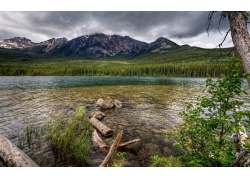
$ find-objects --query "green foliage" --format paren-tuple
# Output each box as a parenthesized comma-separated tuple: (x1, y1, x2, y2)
(166, 58, 250, 167)
(150, 155, 183, 167)
(45, 107, 93, 166)
(110, 152, 127, 167)
(110, 162, 123, 167)
(243, 11, 250, 21)
(115, 152, 126, 160)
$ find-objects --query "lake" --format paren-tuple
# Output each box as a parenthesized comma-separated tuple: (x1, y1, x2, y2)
(0, 76, 249, 166)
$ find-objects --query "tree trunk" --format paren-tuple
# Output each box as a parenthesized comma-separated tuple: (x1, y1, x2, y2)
(227, 11, 250, 87)
(0, 133, 39, 167)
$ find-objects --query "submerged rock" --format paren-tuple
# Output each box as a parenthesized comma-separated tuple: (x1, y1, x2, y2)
(102, 96, 115, 109)
(95, 98, 104, 108)
(95, 96, 122, 110)
(114, 99, 122, 108)
(89, 110, 105, 120)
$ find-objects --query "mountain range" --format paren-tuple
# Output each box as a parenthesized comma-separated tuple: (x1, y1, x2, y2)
(0, 33, 186, 59)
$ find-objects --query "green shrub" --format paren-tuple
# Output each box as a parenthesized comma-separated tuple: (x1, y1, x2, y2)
(115, 152, 126, 160)
(151, 155, 183, 167)
(110, 162, 123, 167)
(166, 58, 250, 167)
(46, 107, 93, 166)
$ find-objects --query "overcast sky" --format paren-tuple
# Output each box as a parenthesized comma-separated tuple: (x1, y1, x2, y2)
(0, 11, 249, 48)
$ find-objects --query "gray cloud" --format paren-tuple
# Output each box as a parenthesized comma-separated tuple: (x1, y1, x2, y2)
(0, 11, 247, 48)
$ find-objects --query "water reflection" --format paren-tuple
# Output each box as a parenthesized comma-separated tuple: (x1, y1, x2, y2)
(0, 76, 210, 90)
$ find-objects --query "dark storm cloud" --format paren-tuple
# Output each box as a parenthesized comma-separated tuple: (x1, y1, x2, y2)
(0, 29, 14, 40)
(0, 11, 236, 47)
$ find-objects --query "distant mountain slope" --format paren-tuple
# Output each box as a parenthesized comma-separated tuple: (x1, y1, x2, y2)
(147, 37, 180, 53)
(0, 34, 181, 59)
(46, 34, 150, 59)
(0, 37, 68, 52)
(0, 33, 237, 61)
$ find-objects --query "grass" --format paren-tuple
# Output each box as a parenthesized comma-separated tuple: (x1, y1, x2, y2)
(111, 162, 123, 167)
(17, 123, 43, 149)
(110, 152, 127, 167)
(45, 107, 93, 166)
(150, 155, 183, 167)
(115, 152, 126, 160)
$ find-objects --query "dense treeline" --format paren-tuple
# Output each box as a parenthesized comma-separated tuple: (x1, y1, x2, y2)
(0, 43, 240, 77)
(0, 63, 236, 77)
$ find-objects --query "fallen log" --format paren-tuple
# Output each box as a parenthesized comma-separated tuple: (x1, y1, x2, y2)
(231, 148, 250, 167)
(100, 130, 123, 167)
(0, 133, 39, 167)
(229, 113, 250, 167)
(92, 130, 109, 151)
(89, 110, 105, 120)
(89, 118, 113, 137)
(92, 130, 140, 151)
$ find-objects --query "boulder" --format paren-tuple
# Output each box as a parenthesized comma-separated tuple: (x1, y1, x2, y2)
(95, 96, 122, 109)
(89, 110, 105, 120)
(95, 98, 104, 108)
(114, 99, 122, 108)
(102, 96, 115, 109)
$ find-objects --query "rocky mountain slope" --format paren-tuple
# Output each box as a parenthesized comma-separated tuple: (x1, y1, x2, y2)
(0, 34, 180, 59)
(0, 37, 68, 52)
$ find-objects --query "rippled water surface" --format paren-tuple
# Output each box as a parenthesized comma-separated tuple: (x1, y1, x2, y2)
(0, 76, 249, 166)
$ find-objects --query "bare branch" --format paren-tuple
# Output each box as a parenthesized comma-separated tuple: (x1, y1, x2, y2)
(218, 12, 228, 35)
(206, 11, 215, 36)
(216, 28, 231, 56)
(218, 28, 231, 48)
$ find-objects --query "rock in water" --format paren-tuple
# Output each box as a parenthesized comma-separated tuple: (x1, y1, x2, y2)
(95, 96, 122, 109)
(89, 110, 106, 120)
(95, 98, 104, 108)
(102, 96, 115, 109)
(114, 99, 122, 108)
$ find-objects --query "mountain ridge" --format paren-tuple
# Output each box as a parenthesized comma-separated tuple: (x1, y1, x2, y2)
(0, 34, 181, 59)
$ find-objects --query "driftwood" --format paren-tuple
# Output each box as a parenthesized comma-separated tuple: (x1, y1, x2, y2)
(100, 131, 123, 167)
(92, 130, 109, 151)
(89, 110, 105, 120)
(0, 133, 39, 167)
(230, 131, 250, 167)
(119, 138, 140, 147)
(89, 118, 113, 137)
(229, 116, 250, 167)
(92, 130, 140, 151)
(231, 148, 250, 167)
